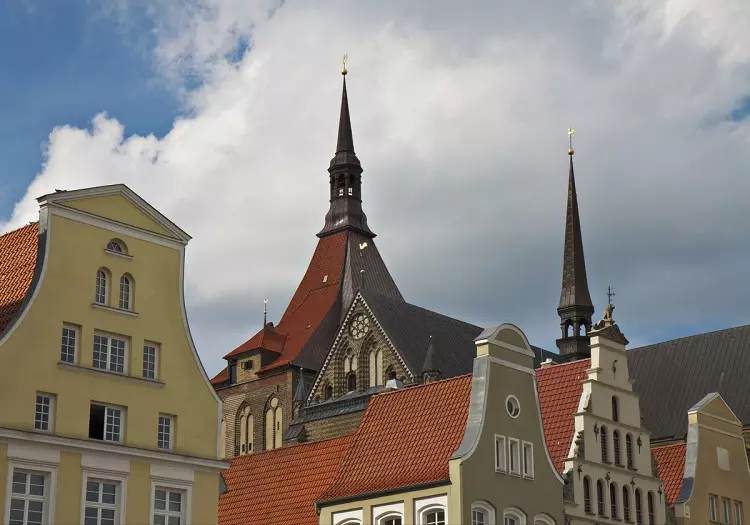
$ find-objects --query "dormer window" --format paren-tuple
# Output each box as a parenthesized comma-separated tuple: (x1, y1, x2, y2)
(106, 239, 127, 255)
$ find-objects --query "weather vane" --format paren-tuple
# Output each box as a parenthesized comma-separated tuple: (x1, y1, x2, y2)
(568, 127, 576, 155)
(342, 53, 348, 75)
(607, 286, 615, 305)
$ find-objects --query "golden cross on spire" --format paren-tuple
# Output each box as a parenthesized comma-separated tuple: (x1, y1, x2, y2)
(568, 127, 576, 155)
(342, 53, 348, 76)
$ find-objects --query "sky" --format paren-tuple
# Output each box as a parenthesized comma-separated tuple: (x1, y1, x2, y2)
(1, 0, 750, 378)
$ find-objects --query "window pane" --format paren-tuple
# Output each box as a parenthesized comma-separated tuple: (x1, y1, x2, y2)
(143, 346, 156, 379)
(103, 483, 117, 504)
(105, 407, 122, 442)
(155, 490, 167, 510)
(102, 508, 116, 525)
(61, 326, 77, 363)
(93, 335, 109, 370)
(12, 471, 26, 494)
(169, 491, 182, 511)
(154, 515, 166, 525)
(86, 481, 100, 502)
(158, 416, 172, 450)
(110, 339, 126, 373)
(35, 395, 51, 431)
(167, 517, 181, 525)
(29, 475, 44, 496)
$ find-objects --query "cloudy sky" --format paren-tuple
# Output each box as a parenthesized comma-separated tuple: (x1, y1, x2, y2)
(2, 0, 750, 377)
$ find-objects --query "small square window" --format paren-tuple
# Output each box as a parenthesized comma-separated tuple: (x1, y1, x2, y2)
(34, 393, 54, 432)
(241, 360, 253, 371)
(60, 324, 78, 364)
(494, 435, 506, 472)
(158, 415, 174, 451)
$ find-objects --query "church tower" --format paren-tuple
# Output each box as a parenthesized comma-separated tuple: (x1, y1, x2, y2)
(556, 141, 595, 361)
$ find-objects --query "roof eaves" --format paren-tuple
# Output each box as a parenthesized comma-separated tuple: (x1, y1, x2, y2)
(315, 479, 451, 511)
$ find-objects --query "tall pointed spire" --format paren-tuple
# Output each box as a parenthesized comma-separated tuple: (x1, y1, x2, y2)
(318, 57, 375, 239)
(421, 335, 441, 384)
(556, 131, 595, 361)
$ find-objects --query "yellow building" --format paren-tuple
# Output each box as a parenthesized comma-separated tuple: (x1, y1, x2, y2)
(0, 185, 226, 525)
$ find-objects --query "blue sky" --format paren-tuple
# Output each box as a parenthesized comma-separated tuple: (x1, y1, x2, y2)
(0, 1, 178, 216)
(2, 1, 750, 376)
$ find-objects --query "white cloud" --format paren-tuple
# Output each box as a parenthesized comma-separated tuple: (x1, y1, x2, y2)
(7, 0, 750, 375)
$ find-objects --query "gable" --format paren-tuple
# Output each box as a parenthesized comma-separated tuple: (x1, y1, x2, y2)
(63, 194, 175, 237)
(694, 393, 742, 425)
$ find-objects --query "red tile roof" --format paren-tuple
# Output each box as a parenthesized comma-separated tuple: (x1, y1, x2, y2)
(0, 223, 38, 333)
(220, 232, 347, 373)
(219, 434, 354, 525)
(536, 359, 591, 472)
(319, 375, 473, 503)
(652, 443, 686, 507)
(211, 367, 229, 384)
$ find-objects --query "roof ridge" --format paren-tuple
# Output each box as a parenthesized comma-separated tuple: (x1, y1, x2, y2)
(536, 357, 591, 372)
(632, 323, 750, 350)
(652, 442, 686, 451)
(0, 221, 38, 238)
(362, 290, 481, 330)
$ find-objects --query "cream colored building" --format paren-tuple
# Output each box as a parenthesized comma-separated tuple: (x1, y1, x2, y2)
(0, 185, 227, 524)
(562, 308, 666, 525)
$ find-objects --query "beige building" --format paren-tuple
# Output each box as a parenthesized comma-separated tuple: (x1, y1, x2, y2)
(0, 185, 227, 524)
(653, 392, 750, 524)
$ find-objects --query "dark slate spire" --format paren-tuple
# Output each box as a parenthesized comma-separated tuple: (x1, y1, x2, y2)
(556, 146, 595, 361)
(318, 67, 375, 239)
(293, 372, 308, 418)
(421, 335, 441, 384)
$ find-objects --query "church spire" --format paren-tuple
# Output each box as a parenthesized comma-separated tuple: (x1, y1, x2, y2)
(318, 57, 375, 239)
(556, 129, 595, 361)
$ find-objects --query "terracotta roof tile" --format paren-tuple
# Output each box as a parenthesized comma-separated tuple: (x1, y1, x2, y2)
(319, 375, 473, 502)
(211, 367, 228, 385)
(652, 443, 686, 507)
(222, 232, 347, 368)
(0, 223, 38, 333)
(536, 359, 590, 472)
(219, 434, 354, 525)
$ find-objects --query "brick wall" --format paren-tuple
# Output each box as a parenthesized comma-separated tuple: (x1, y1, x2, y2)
(304, 411, 364, 443)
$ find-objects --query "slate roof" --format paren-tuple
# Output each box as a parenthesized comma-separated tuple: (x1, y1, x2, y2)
(219, 434, 354, 525)
(652, 443, 686, 507)
(536, 359, 591, 472)
(0, 223, 38, 334)
(628, 324, 750, 441)
(319, 375, 473, 503)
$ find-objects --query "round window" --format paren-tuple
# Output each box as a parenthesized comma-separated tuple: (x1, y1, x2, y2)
(506, 395, 520, 418)
(349, 314, 370, 340)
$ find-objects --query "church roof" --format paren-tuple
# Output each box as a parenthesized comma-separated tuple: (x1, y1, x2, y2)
(628, 324, 750, 441)
(651, 443, 686, 508)
(219, 434, 355, 525)
(0, 223, 38, 334)
(318, 374, 473, 503)
(536, 358, 591, 472)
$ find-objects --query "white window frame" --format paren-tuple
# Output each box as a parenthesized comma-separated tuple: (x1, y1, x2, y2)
(494, 435, 506, 472)
(414, 495, 448, 525)
(709, 495, 718, 522)
(522, 441, 534, 479)
(532, 514, 555, 525)
(143, 343, 159, 380)
(89, 403, 125, 444)
(376, 513, 403, 525)
(60, 324, 79, 364)
(157, 415, 174, 451)
(149, 479, 192, 525)
(735, 501, 743, 525)
(418, 506, 446, 525)
(118, 275, 133, 311)
(471, 501, 496, 525)
(503, 507, 527, 525)
(722, 498, 731, 524)
(508, 438, 521, 476)
(95, 269, 109, 305)
(4, 460, 58, 525)
(93, 333, 129, 375)
(81, 476, 125, 525)
(34, 393, 55, 433)
(505, 395, 521, 418)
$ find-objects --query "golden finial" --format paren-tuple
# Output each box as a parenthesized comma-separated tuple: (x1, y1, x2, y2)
(341, 53, 348, 76)
(568, 127, 576, 155)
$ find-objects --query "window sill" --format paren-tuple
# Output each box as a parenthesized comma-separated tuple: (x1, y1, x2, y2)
(104, 249, 133, 260)
(57, 362, 164, 387)
(92, 303, 139, 317)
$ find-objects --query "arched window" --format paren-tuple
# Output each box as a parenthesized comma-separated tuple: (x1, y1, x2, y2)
(119, 274, 133, 310)
(623, 486, 631, 521)
(613, 430, 622, 465)
(369, 348, 383, 387)
(583, 476, 592, 513)
(323, 381, 333, 401)
(635, 488, 643, 524)
(502, 507, 526, 525)
(422, 508, 446, 525)
(626, 433, 635, 469)
(220, 419, 227, 459)
(610, 482, 619, 519)
(612, 396, 620, 422)
(264, 397, 281, 451)
(533, 515, 555, 525)
(379, 516, 402, 525)
(237, 405, 253, 456)
(95, 268, 110, 305)
(106, 239, 127, 254)
(600, 425, 609, 463)
(471, 501, 495, 525)
(597, 479, 606, 516)
(347, 372, 357, 392)
(647, 491, 655, 524)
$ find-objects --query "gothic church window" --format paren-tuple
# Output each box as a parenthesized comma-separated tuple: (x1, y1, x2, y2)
(264, 397, 282, 451)
(347, 372, 357, 392)
(647, 492, 655, 525)
(626, 433, 635, 469)
(600, 425, 609, 463)
(613, 430, 622, 465)
(220, 418, 226, 459)
(635, 489, 643, 524)
(369, 348, 383, 387)
(612, 396, 619, 422)
(610, 482, 618, 519)
(623, 486, 631, 521)
(583, 476, 592, 513)
(237, 405, 253, 455)
(323, 381, 333, 401)
(597, 479, 606, 516)
(344, 349, 358, 393)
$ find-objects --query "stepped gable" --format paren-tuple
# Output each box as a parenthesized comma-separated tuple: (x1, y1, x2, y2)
(319, 375, 472, 503)
(628, 325, 750, 441)
(0, 223, 39, 333)
(535, 358, 591, 472)
(651, 443, 686, 508)
(219, 434, 354, 525)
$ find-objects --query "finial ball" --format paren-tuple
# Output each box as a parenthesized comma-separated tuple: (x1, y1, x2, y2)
(568, 148, 575, 155)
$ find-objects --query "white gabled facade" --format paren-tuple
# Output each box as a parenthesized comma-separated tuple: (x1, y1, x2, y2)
(563, 308, 667, 525)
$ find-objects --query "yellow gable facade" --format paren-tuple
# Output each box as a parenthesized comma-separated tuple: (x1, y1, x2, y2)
(0, 185, 226, 525)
